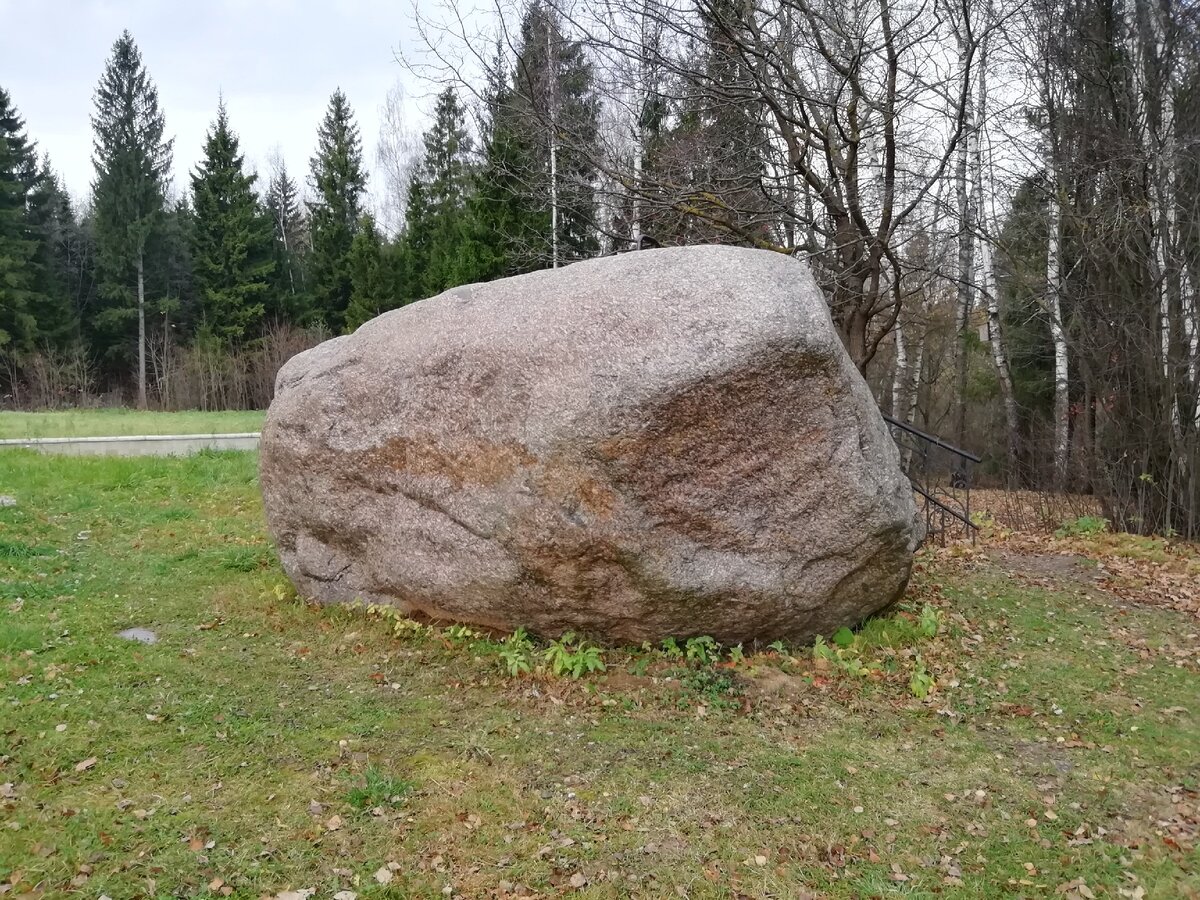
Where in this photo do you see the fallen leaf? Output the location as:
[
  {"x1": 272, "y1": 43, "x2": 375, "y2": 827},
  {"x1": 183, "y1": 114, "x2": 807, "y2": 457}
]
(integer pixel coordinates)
[
  {"x1": 74, "y1": 757, "x2": 97, "y2": 773},
  {"x1": 374, "y1": 867, "x2": 394, "y2": 885},
  {"x1": 325, "y1": 814, "x2": 343, "y2": 831},
  {"x1": 333, "y1": 893, "x2": 358, "y2": 900}
]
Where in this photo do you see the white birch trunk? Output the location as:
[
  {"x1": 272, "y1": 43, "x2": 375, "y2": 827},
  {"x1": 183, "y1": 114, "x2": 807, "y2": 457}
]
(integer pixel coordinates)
[
  {"x1": 631, "y1": 130, "x2": 642, "y2": 246},
  {"x1": 547, "y1": 25, "x2": 560, "y2": 269},
  {"x1": 892, "y1": 318, "x2": 908, "y2": 419},
  {"x1": 971, "y1": 12, "x2": 1019, "y2": 477},
  {"x1": 903, "y1": 328, "x2": 925, "y2": 471},
  {"x1": 1046, "y1": 182, "x2": 1069, "y2": 485},
  {"x1": 953, "y1": 25, "x2": 975, "y2": 445},
  {"x1": 1127, "y1": 0, "x2": 1179, "y2": 425}
]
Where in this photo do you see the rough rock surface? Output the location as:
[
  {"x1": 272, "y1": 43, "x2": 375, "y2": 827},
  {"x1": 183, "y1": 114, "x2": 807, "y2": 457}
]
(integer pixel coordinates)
[{"x1": 260, "y1": 245, "x2": 921, "y2": 644}]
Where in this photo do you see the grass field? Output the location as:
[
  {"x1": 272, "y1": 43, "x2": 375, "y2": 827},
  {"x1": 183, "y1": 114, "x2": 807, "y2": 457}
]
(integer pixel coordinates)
[
  {"x1": 0, "y1": 409, "x2": 264, "y2": 440},
  {"x1": 0, "y1": 449, "x2": 1197, "y2": 898}
]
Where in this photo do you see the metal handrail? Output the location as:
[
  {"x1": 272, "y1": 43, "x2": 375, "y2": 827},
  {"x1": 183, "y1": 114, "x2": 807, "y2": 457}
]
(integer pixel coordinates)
[
  {"x1": 911, "y1": 481, "x2": 975, "y2": 530},
  {"x1": 882, "y1": 412, "x2": 979, "y2": 543},
  {"x1": 881, "y1": 412, "x2": 982, "y2": 463}
]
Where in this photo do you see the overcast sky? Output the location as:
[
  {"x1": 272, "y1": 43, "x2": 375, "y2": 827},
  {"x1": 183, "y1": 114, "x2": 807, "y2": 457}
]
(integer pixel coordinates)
[{"x1": 0, "y1": 0, "x2": 437, "y2": 213}]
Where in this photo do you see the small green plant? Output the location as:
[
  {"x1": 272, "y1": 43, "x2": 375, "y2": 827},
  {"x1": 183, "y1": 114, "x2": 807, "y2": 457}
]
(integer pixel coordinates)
[
  {"x1": 544, "y1": 632, "x2": 606, "y2": 678},
  {"x1": 970, "y1": 509, "x2": 997, "y2": 530},
  {"x1": 813, "y1": 634, "x2": 873, "y2": 677},
  {"x1": 919, "y1": 603, "x2": 942, "y2": 638},
  {"x1": 812, "y1": 634, "x2": 837, "y2": 663},
  {"x1": 345, "y1": 766, "x2": 414, "y2": 810},
  {"x1": 629, "y1": 654, "x2": 652, "y2": 676},
  {"x1": 270, "y1": 580, "x2": 298, "y2": 603},
  {"x1": 498, "y1": 627, "x2": 535, "y2": 677},
  {"x1": 660, "y1": 637, "x2": 684, "y2": 659},
  {"x1": 678, "y1": 667, "x2": 741, "y2": 709},
  {"x1": 767, "y1": 640, "x2": 787, "y2": 655},
  {"x1": 445, "y1": 624, "x2": 481, "y2": 644},
  {"x1": 366, "y1": 603, "x2": 432, "y2": 639},
  {"x1": 832, "y1": 626, "x2": 855, "y2": 649},
  {"x1": 1055, "y1": 515, "x2": 1109, "y2": 538},
  {"x1": 685, "y1": 635, "x2": 719, "y2": 666},
  {"x1": 909, "y1": 658, "x2": 935, "y2": 699},
  {"x1": 727, "y1": 644, "x2": 745, "y2": 666}
]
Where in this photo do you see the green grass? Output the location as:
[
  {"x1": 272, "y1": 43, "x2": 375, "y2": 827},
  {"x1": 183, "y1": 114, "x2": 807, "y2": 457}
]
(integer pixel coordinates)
[
  {"x1": 1, "y1": 449, "x2": 1197, "y2": 897},
  {"x1": 0, "y1": 408, "x2": 264, "y2": 439}
]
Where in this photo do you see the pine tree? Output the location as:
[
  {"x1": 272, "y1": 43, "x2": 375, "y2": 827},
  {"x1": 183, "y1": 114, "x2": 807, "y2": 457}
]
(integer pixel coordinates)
[
  {"x1": 400, "y1": 87, "x2": 478, "y2": 298},
  {"x1": 307, "y1": 89, "x2": 366, "y2": 331},
  {"x1": 0, "y1": 86, "x2": 40, "y2": 355},
  {"x1": 264, "y1": 159, "x2": 308, "y2": 323},
  {"x1": 189, "y1": 101, "x2": 274, "y2": 346},
  {"x1": 91, "y1": 30, "x2": 172, "y2": 408},
  {"x1": 344, "y1": 214, "x2": 396, "y2": 331}
]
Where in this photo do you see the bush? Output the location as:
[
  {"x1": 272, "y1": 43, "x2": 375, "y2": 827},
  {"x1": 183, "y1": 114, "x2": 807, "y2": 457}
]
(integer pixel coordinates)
[{"x1": 1054, "y1": 515, "x2": 1109, "y2": 538}]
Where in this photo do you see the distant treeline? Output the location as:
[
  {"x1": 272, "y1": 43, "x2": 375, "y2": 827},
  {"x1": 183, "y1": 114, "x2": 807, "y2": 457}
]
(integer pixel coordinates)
[{"x1": 3, "y1": 0, "x2": 1200, "y2": 537}]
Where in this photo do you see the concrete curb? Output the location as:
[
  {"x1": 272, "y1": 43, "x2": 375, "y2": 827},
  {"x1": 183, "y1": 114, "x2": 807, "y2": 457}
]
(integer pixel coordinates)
[{"x1": 0, "y1": 433, "x2": 261, "y2": 456}]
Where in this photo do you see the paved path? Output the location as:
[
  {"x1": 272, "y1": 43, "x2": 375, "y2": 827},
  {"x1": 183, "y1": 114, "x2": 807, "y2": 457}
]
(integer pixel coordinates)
[{"x1": 0, "y1": 433, "x2": 260, "y2": 456}]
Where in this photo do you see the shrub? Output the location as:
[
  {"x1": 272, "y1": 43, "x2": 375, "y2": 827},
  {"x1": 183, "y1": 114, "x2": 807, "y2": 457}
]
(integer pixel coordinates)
[{"x1": 1055, "y1": 515, "x2": 1109, "y2": 538}]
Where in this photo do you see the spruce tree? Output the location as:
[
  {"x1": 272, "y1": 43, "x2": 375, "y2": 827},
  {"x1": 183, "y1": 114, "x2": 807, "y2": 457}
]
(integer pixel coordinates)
[
  {"x1": 26, "y1": 160, "x2": 82, "y2": 347},
  {"x1": 91, "y1": 30, "x2": 172, "y2": 408},
  {"x1": 190, "y1": 101, "x2": 274, "y2": 346},
  {"x1": 264, "y1": 159, "x2": 308, "y2": 323},
  {"x1": 466, "y1": 53, "x2": 544, "y2": 280},
  {"x1": 400, "y1": 87, "x2": 478, "y2": 298},
  {"x1": 647, "y1": 0, "x2": 767, "y2": 245},
  {"x1": 507, "y1": 4, "x2": 601, "y2": 266},
  {"x1": 0, "y1": 86, "x2": 40, "y2": 355},
  {"x1": 151, "y1": 197, "x2": 196, "y2": 336},
  {"x1": 344, "y1": 214, "x2": 395, "y2": 331},
  {"x1": 307, "y1": 89, "x2": 366, "y2": 331}
]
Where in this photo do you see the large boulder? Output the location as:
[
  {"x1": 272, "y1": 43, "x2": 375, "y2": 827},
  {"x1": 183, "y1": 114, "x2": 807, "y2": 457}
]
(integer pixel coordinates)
[{"x1": 260, "y1": 246, "x2": 921, "y2": 645}]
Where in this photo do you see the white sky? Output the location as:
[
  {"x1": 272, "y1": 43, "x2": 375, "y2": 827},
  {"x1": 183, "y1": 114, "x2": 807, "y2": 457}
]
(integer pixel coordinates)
[{"x1": 0, "y1": 0, "x2": 437, "y2": 211}]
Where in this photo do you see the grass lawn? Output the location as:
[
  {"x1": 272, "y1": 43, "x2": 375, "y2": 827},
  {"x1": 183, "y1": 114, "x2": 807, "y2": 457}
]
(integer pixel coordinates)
[
  {"x1": 0, "y1": 409, "x2": 265, "y2": 440},
  {"x1": 1, "y1": 450, "x2": 1197, "y2": 898}
]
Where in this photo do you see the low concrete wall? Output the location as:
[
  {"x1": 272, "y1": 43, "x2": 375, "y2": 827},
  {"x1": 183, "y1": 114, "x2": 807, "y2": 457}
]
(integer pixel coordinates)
[{"x1": 0, "y1": 433, "x2": 261, "y2": 456}]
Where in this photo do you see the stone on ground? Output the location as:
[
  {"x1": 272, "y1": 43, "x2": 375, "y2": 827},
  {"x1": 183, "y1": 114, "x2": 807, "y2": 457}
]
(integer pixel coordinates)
[{"x1": 260, "y1": 245, "x2": 921, "y2": 644}]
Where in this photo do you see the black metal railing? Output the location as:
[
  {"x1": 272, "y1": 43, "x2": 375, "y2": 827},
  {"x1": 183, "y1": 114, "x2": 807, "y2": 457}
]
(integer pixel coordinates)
[{"x1": 882, "y1": 413, "x2": 981, "y2": 545}]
